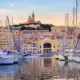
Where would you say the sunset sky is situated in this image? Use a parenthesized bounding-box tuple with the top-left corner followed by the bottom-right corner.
(0, 0, 80, 26)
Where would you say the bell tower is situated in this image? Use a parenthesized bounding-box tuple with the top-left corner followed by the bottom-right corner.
(27, 15, 32, 23)
(32, 11, 35, 21)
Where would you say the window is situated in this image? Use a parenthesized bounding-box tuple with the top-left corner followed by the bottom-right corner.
(33, 43, 37, 47)
(33, 49, 37, 50)
(53, 45, 55, 48)
(40, 46, 41, 48)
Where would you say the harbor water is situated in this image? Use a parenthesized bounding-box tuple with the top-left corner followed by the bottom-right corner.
(0, 56, 80, 80)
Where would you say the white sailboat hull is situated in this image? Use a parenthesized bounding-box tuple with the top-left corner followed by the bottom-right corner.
(67, 54, 80, 62)
(0, 55, 16, 64)
(13, 55, 19, 63)
(0, 51, 20, 64)
(68, 55, 73, 61)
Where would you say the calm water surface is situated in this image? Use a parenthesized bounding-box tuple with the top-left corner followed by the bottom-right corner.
(0, 57, 80, 80)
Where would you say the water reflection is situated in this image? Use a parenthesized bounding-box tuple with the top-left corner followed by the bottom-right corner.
(0, 60, 27, 80)
(0, 64, 20, 80)
(0, 57, 80, 80)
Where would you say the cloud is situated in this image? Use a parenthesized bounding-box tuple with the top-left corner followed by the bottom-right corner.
(8, 3, 15, 8)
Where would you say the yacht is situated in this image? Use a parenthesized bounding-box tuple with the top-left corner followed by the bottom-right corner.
(65, 48, 80, 62)
(0, 50, 20, 64)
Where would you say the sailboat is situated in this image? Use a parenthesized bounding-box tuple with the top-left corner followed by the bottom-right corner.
(65, 0, 80, 62)
(55, 13, 69, 61)
(0, 16, 21, 64)
(0, 50, 19, 64)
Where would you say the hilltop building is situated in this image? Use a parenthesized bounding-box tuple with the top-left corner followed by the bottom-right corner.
(23, 11, 53, 30)
(24, 11, 35, 24)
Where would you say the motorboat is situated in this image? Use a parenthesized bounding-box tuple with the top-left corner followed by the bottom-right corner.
(54, 54, 65, 61)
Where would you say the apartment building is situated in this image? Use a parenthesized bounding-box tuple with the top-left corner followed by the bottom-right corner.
(0, 26, 14, 51)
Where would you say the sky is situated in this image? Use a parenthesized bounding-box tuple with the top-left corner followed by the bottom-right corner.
(0, 0, 80, 26)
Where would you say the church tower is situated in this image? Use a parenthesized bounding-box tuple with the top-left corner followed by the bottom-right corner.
(32, 11, 35, 22)
(27, 15, 32, 23)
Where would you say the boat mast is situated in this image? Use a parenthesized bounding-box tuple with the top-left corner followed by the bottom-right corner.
(0, 20, 3, 50)
(72, 7, 75, 48)
(64, 13, 69, 50)
(76, 0, 78, 28)
(11, 16, 13, 25)
(73, 0, 78, 50)
(73, 7, 75, 27)
(11, 16, 21, 52)
(73, 0, 78, 40)
(6, 16, 11, 51)
(2, 20, 4, 50)
(65, 13, 69, 27)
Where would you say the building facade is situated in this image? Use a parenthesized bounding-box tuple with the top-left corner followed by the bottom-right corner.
(1, 23, 79, 54)
(0, 26, 14, 51)
(20, 30, 57, 54)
